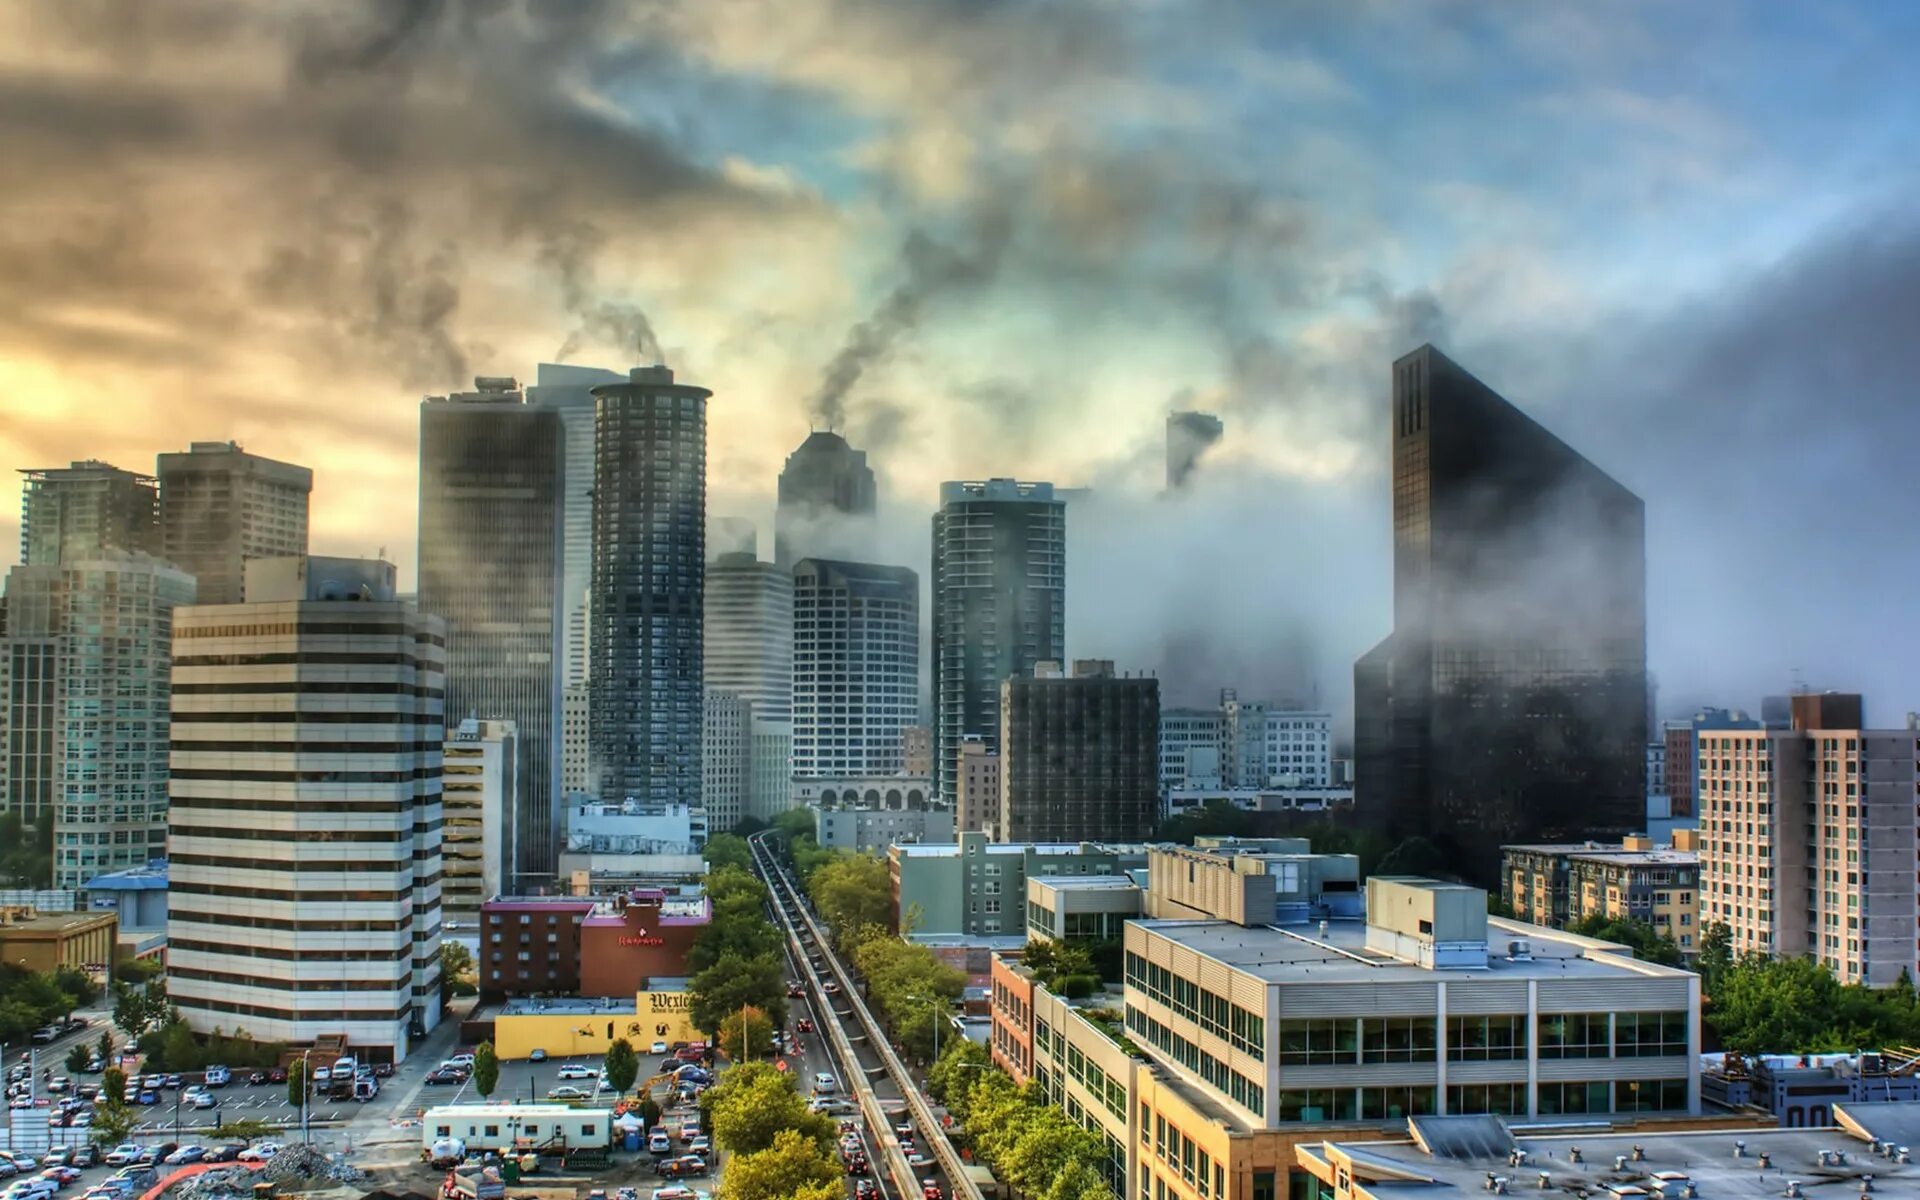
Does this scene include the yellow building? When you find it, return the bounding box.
[0,909,117,975]
[490,990,698,1062]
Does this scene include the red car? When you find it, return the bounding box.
[786,980,806,998]
[856,1182,879,1200]
[922,1183,943,1200]
[844,1154,869,1176]
[795,1018,815,1033]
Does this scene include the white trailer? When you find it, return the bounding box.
[423,1103,614,1154]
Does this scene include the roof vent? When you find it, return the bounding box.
[1507,939,1534,962]
[1538,1174,1551,1190]
[1785,1183,1801,1200]
[1734,1142,1747,1159]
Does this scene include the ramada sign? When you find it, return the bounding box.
[618,926,665,948]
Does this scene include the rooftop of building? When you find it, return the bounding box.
[1030,875,1141,892]
[482,895,599,912]
[0,910,116,936]
[501,996,637,1016]
[894,841,1117,858]
[581,889,710,928]
[1566,849,1699,867]
[1135,913,1687,985]
[83,862,168,891]
[1302,1106,1920,1200]
[1504,839,1688,857]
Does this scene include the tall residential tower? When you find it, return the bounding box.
[931,479,1065,803]
[588,366,710,806]
[791,559,919,782]
[156,441,312,605]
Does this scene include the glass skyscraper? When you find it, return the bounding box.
[1354,345,1647,884]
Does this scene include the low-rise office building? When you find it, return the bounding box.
[0,908,117,974]
[815,806,955,852]
[1502,832,1699,950]
[890,830,1146,939]
[1163,786,1355,820]
[81,862,167,961]
[1146,839,1361,924]
[1025,876,1143,942]
[478,886,709,999]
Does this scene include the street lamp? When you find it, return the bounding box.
[905,994,951,1064]
[299,1049,314,1146]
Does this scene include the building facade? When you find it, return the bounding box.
[0,910,117,974]
[443,718,517,924]
[791,559,919,780]
[889,831,1140,939]
[701,689,749,833]
[156,440,311,605]
[931,479,1066,805]
[1698,693,1920,985]
[588,366,710,807]
[999,660,1159,843]
[790,774,932,810]
[525,362,625,696]
[955,738,1000,833]
[815,806,955,853]
[166,556,444,1060]
[1161,695,1332,793]
[418,378,565,879]
[1662,707,1762,820]
[1502,832,1700,951]
[703,551,793,718]
[4,554,195,887]
[19,461,159,566]
[1353,345,1648,884]
[901,725,933,777]
[774,431,876,567]
[748,717,794,822]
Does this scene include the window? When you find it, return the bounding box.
[1614,1012,1687,1058]
[1447,1082,1527,1116]
[1277,1088,1356,1122]
[1614,1079,1687,1113]
[1447,1014,1525,1061]
[1538,1013,1609,1059]
[1279,1018,1355,1065]
[1361,1016,1436,1063]
[1361,1086,1435,1120]
[1536,1081,1611,1115]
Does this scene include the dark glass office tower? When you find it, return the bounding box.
[589,366,710,806]
[930,479,1066,804]
[418,378,564,882]
[774,431,876,566]
[1354,345,1646,884]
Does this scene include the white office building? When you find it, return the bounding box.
[702,689,750,833]
[791,559,918,780]
[443,718,516,923]
[166,556,445,1061]
[1159,693,1332,791]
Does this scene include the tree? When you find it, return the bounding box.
[116,957,164,985]
[707,1062,834,1155]
[604,1037,639,1096]
[287,1058,306,1110]
[717,1005,775,1064]
[808,854,892,941]
[441,942,476,998]
[213,1118,281,1143]
[66,1043,89,1074]
[96,1031,114,1066]
[91,1069,134,1146]
[1566,914,1684,967]
[51,965,97,1015]
[703,833,754,872]
[927,1036,991,1106]
[1044,1158,1116,1200]
[113,978,167,1041]
[771,808,815,844]
[690,953,787,1035]
[472,1041,500,1099]
[634,1093,662,1130]
[717,1128,841,1200]
[159,1020,200,1071]
[1698,921,1734,995]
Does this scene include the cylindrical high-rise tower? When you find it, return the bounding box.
[589,366,711,805]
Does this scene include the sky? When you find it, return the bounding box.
[5,0,1920,728]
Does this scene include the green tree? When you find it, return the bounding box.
[707,1061,834,1155]
[717,1128,841,1200]
[66,1043,89,1073]
[51,965,97,1014]
[703,833,754,872]
[159,1020,200,1070]
[808,854,893,943]
[1566,914,1684,967]
[441,942,476,998]
[287,1058,306,1109]
[634,1092,662,1130]
[91,1068,134,1146]
[690,952,787,1035]
[604,1037,639,1096]
[1045,1160,1118,1200]
[927,1036,991,1106]
[472,1041,500,1099]
[770,808,815,844]
[717,1005,775,1064]
[214,1118,282,1143]
[96,1031,114,1066]
[1698,921,1734,995]
[116,957,164,985]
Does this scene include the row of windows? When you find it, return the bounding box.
[1268,1079,1686,1122]
[1125,1005,1264,1116]
[177,623,443,645]
[1125,952,1265,1059]
[1146,1108,1225,1200]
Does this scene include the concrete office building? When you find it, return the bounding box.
[704,552,793,718]
[443,718,516,924]
[955,737,1000,833]
[156,441,311,605]
[562,796,705,855]
[1502,831,1700,951]
[561,686,590,794]
[1162,786,1355,822]
[1698,692,1920,985]
[1354,346,1647,884]
[774,430,876,567]
[791,559,918,780]
[1160,708,1226,792]
[889,830,1143,939]
[1024,875,1142,942]
[1144,838,1363,924]
[1167,411,1225,490]
[999,660,1159,843]
[931,479,1066,805]
[748,717,794,822]
[166,556,444,1060]
[702,689,750,833]
[1162,694,1333,792]
[901,725,933,777]
[83,861,169,962]
[588,366,710,807]
[18,461,159,566]
[3,553,194,887]
[790,774,932,810]
[418,377,565,879]
[815,806,955,853]
[525,362,625,695]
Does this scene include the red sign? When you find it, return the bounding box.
[618,935,665,947]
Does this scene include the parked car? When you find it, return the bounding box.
[373,1063,393,1078]
[310,1067,330,1084]
[204,1145,246,1164]
[162,1075,182,1090]
[163,1147,206,1166]
[527,1049,547,1063]
[446,1054,476,1069]
[546,1085,591,1101]
[187,1090,219,1110]
[236,1143,282,1163]
[246,1072,268,1087]
[82,1059,102,1075]
[202,1066,231,1088]
[39,1168,81,1186]
[102,1146,142,1168]
[424,1068,465,1086]
[266,1068,287,1084]
[687,1136,710,1156]
[64,1150,92,1171]
[556,1064,596,1080]
[647,1131,671,1155]
[648,1041,668,1055]
[654,1157,708,1180]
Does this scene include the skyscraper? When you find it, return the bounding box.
[1353,345,1647,883]
[3,553,192,887]
[703,552,794,718]
[442,717,517,925]
[998,660,1159,843]
[1165,410,1224,490]
[791,559,919,780]
[156,441,312,605]
[589,366,710,805]
[525,362,625,692]
[167,556,444,1058]
[19,461,158,565]
[702,689,750,832]
[418,377,564,881]
[774,431,876,566]
[930,479,1066,803]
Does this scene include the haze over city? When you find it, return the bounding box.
[6,0,1920,723]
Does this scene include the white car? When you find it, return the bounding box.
[555,1064,597,1081]
[101,1148,141,1168]
[546,1085,591,1101]
[446,1054,476,1069]
[812,1072,837,1094]
[649,1041,669,1055]
[236,1144,282,1163]
[187,1091,218,1110]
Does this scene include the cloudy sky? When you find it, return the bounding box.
[6,0,1920,725]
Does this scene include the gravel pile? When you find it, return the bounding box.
[263,1144,368,1186]
[167,1169,252,1200]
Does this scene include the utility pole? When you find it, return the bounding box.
[299,1049,313,1146]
